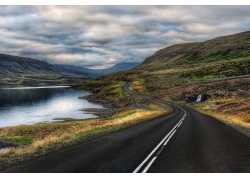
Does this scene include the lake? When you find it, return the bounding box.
[0,85,103,127]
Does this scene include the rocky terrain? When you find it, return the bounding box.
[157,77,250,102]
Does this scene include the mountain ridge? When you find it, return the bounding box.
[0,54,61,77]
[54,62,140,79]
[140,31,250,68]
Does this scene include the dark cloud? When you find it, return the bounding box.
[0,5,250,69]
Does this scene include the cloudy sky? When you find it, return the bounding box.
[0,5,250,69]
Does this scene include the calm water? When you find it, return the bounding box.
[0,85,103,127]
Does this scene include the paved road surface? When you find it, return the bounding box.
[1,82,249,173]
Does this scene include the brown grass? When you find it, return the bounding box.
[0,106,172,160]
[192,96,250,129]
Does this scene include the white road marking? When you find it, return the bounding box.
[142,157,157,173]
[133,115,185,173]
[163,130,176,146]
[141,130,177,173]
[178,121,183,128]
[124,82,187,173]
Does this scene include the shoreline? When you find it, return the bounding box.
[0,108,169,172]
[79,98,116,119]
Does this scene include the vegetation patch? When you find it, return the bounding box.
[192,96,250,129]
[12,137,34,146]
[104,110,136,120]
[0,105,171,160]
[180,59,250,80]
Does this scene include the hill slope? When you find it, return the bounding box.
[134,31,250,85]
[141,31,250,66]
[0,54,87,85]
[53,64,93,78]
[76,31,250,129]
[97,62,140,74]
[0,54,61,77]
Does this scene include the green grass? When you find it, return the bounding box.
[194,105,209,110]
[0,136,34,146]
[138,78,146,83]
[180,59,250,80]
[103,86,120,92]
[75,125,115,138]
[103,110,136,121]
[12,137,34,146]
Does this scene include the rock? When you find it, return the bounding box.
[0,137,14,148]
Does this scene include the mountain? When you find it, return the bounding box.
[0,54,87,85]
[138,31,250,70]
[133,31,250,85]
[77,30,250,94]
[75,31,250,130]
[0,54,61,77]
[54,62,140,79]
[0,53,140,85]
[97,62,140,74]
[53,64,94,78]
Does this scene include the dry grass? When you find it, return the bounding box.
[192,96,250,129]
[129,78,148,95]
[0,106,172,160]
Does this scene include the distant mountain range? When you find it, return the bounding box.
[0,53,140,85]
[53,62,140,78]
[97,62,140,74]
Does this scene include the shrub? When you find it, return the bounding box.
[234,80,248,87]
[221,82,230,89]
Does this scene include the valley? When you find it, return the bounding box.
[0,31,250,172]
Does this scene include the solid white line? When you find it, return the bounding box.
[142,130,177,173]
[132,128,175,173]
[124,82,187,173]
[133,116,184,173]
[178,121,183,127]
[142,157,157,173]
[163,130,176,146]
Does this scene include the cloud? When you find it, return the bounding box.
[0,5,250,68]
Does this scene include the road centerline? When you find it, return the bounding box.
[123,82,187,173]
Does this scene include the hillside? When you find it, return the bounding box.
[97,62,140,74]
[0,54,86,85]
[76,31,250,129]
[0,54,61,77]
[136,31,250,85]
[141,31,250,66]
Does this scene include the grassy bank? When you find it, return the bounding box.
[0,104,172,160]
[191,95,250,129]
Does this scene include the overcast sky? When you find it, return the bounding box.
[0,5,250,69]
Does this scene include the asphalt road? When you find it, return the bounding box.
[1,82,249,173]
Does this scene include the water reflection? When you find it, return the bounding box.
[0,86,103,127]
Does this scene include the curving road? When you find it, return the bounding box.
[1,82,249,173]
